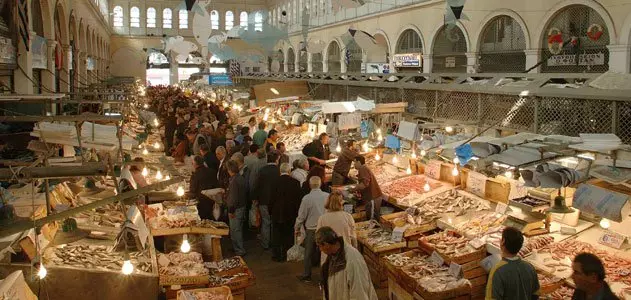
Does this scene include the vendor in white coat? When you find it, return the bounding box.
[316,226,378,300]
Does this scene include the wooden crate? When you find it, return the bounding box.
[208,257,248,277]
[151,226,229,237]
[416,161,461,186]
[380,211,437,237]
[160,274,210,286]
[209,266,256,292]
[388,276,414,300]
[381,250,425,283]
[415,282,471,300]
[176,286,233,300]
[418,231,488,265]
[166,283,210,299]
[460,169,510,203]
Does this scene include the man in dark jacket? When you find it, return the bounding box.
[303,133,330,169]
[216,146,230,189]
[332,140,359,186]
[199,144,217,179]
[270,162,303,262]
[188,155,219,220]
[572,253,620,300]
[226,160,247,256]
[255,151,280,250]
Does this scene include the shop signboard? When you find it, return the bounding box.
[361,63,390,73]
[445,57,456,68]
[208,73,233,86]
[547,53,605,66]
[578,52,605,66]
[393,53,421,67]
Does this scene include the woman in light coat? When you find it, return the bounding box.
[317,192,357,259]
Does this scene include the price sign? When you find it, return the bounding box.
[560,226,577,235]
[429,251,445,266]
[467,171,487,197]
[425,160,441,180]
[448,262,463,279]
[468,238,485,249]
[391,226,406,242]
[343,204,354,214]
[495,202,508,214]
[598,231,626,249]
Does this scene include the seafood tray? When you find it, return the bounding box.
[358,227,407,253]
[380,211,437,237]
[381,175,446,201]
[453,212,507,239]
[204,256,247,277]
[158,252,209,286]
[510,195,550,212]
[207,266,255,291]
[177,286,233,300]
[45,244,154,274]
[385,252,471,300]
[542,285,574,300]
[418,230,487,265]
[538,271,564,295]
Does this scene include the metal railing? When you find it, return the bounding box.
[236,72,631,143]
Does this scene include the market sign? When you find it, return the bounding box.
[361,63,390,74]
[207,74,233,86]
[572,183,630,222]
[393,53,421,67]
[547,52,605,66]
[445,57,456,68]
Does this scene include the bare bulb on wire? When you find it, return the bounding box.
[176,186,185,197]
[445,126,454,133]
[155,170,163,180]
[153,142,160,150]
[420,149,426,157]
[600,218,611,229]
[423,183,431,192]
[141,167,148,177]
[452,167,459,176]
[336,143,341,153]
[453,157,460,165]
[406,167,412,175]
[142,148,149,155]
[375,153,381,161]
[377,134,383,142]
[181,234,191,253]
[504,170,513,179]
[153,119,159,127]
[121,260,134,275]
[392,155,398,164]
[165,174,171,181]
[362,142,369,153]
[411,151,417,159]
[143,104,149,109]
[37,264,47,279]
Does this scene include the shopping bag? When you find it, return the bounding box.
[287,243,305,262]
[212,203,221,221]
[249,204,261,228]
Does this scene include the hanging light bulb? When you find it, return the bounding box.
[362,142,369,153]
[406,166,412,175]
[153,119,159,127]
[336,143,341,153]
[375,153,381,161]
[284,120,289,126]
[600,218,611,229]
[176,186,185,197]
[122,259,134,275]
[504,170,513,179]
[420,149,426,157]
[141,167,148,177]
[37,263,47,279]
[423,182,431,192]
[452,167,459,176]
[392,155,398,164]
[263,113,269,121]
[445,126,454,133]
[142,148,149,155]
[453,157,460,165]
[411,151,417,159]
[138,144,143,149]
[181,234,191,253]
[233,103,239,110]
[376,128,382,135]
[377,134,383,142]
[143,104,149,109]
[155,170,163,180]
[165,174,171,181]
[265,108,270,114]
[153,142,161,150]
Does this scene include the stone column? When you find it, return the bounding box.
[41,39,57,93]
[322,57,328,73]
[15,32,34,94]
[422,55,433,73]
[524,49,540,73]
[307,53,312,73]
[465,52,479,73]
[340,53,347,73]
[169,54,179,85]
[77,51,88,88]
[59,44,71,92]
[607,45,630,74]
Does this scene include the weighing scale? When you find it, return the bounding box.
[503,210,549,237]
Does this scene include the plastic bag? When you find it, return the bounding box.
[212,203,221,221]
[249,204,261,228]
[287,243,305,262]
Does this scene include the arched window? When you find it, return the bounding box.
[179,10,188,29]
[287,48,296,72]
[147,7,156,28]
[254,12,263,32]
[130,7,140,28]
[163,8,172,28]
[225,11,234,30]
[210,10,219,30]
[327,41,341,72]
[113,6,123,27]
[240,11,248,29]
[479,16,526,72]
[432,25,467,73]
[396,29,422,54]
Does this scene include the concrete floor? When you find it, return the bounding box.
[223,234,388,300]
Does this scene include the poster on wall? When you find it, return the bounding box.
[393,53,421,67]
[31,36,47,69]
[361,63,390,74]
[445,57,456,68]
[208,73,233,86]
[86,57,95,71]
[0,37,16,66]
[547,53,605,67]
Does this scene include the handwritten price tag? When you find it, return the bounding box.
[391,226,406,242]
[448,262,463,279]
[495,202,508,214]
[468,238,486,249]
[429,251,444,266]
[467,171,487,197]
[425,160,442,180]
[598,231,626,249]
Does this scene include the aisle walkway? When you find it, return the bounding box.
[224,235,388,299]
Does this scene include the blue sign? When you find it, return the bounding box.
[208,74,233,86]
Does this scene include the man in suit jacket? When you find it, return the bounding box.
[188,155,219,220]
[270,162,303,262]
[216,146,230,189]
[254,151,280,250]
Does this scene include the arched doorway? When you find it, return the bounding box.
[432,25,467,73]
[298,50,307,72]
[327,41,341,73]
[312,53,323,72]
[286,47,296,73]
[479,16,526,72]
[540,5,610,73]
[345,40,362,72]
[31,0,46,93]
[54,3,68,92]
[274,49,284,73]
[394,29,423,72]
